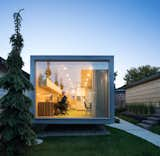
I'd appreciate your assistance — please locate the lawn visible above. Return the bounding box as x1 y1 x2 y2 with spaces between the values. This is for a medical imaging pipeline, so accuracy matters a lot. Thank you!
150 125 160 135
26 127 160 156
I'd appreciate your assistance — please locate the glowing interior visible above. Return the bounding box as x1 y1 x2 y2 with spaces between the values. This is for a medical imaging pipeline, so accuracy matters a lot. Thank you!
35 61 109 118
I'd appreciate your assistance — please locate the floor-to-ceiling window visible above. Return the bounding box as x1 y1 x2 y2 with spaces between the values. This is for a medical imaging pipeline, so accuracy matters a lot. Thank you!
35 61 109 118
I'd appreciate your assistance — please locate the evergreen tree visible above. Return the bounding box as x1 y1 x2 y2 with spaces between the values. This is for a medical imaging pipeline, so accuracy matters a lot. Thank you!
0 10 36 156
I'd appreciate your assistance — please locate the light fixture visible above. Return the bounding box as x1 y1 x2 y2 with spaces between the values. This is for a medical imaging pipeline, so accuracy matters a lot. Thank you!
63 67 67 70
71 89 75 94
66 73 69 77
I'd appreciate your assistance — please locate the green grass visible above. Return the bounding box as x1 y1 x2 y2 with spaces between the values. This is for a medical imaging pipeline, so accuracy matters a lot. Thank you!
117 114 139 124
150 125 160 135
117 114 160 135
26 127 160 156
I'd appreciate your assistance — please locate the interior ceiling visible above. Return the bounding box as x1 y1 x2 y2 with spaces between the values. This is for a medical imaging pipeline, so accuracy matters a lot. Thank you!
36 61 107 92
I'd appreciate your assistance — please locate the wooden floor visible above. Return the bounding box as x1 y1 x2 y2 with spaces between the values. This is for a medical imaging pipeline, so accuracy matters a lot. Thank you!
56 109 92 118
37 109 92 118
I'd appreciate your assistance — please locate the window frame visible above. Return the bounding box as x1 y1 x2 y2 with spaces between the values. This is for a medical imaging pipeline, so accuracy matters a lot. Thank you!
30 55 114 124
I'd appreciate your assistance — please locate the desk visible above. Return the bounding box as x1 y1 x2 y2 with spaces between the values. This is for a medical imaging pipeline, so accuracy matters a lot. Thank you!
38 102 55 116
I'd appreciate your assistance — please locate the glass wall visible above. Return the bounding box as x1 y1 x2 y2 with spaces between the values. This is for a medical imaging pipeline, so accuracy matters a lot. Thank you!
35 61 109 118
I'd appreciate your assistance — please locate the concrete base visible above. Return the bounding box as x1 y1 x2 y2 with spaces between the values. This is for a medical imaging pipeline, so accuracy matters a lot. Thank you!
38 125 110 137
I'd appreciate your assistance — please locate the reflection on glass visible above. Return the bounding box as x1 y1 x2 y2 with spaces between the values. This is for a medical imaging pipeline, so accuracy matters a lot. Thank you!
35 61 109 118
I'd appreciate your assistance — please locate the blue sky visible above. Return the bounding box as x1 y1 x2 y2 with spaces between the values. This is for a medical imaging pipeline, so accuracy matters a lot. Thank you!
0 0 160 88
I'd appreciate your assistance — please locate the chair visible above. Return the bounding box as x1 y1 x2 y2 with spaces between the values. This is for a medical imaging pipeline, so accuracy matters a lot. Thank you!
54 101 68 115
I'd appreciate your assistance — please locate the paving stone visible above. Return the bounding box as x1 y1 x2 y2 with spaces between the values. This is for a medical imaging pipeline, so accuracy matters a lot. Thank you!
138 123 151 129
142 120 158 125
147 116 160 121
153 114 160 118
35 139 43 145
155 108 160 114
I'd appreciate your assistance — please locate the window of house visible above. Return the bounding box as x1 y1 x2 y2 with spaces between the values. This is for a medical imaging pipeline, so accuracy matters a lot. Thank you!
35 61 109 118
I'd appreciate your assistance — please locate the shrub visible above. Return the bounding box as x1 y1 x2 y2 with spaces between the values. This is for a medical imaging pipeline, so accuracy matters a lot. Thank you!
115 108 127 115
0 10 36 156
126 103 155 116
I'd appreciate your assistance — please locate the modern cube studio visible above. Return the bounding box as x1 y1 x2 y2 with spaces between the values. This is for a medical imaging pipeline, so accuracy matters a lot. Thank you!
30 56 114 124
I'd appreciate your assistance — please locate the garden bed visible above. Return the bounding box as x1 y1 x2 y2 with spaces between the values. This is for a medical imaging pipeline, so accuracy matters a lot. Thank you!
117 114 139 124
116 104 156 125
121 111 146 122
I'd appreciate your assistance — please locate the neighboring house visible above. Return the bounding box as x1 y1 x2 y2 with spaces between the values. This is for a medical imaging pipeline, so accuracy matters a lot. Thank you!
0 56 29 98
115 85 126 108
0 57 7 97
125 72 160 107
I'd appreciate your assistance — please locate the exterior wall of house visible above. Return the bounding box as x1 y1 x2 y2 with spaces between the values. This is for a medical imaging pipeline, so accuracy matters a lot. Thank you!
126 78 160 106
0 68 6 116
0 71 6 98
115 90 125 108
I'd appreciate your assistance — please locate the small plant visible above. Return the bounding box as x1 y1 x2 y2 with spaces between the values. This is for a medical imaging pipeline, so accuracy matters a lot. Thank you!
126 103 155 116
149 104 155 114
115 108 126 115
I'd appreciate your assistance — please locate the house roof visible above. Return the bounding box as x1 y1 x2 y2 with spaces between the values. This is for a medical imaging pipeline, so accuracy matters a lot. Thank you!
125 72 160 89
115 85 126 93
0 56 30 79
116 85 126 90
